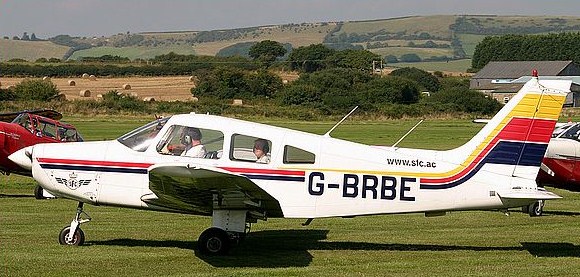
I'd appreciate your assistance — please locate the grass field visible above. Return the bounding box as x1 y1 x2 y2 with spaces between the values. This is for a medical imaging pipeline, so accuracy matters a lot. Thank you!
340 16 456 40
2 117 580 276
369 47 454 60
0 76 196 101
0 40 70 62
392 59 473 74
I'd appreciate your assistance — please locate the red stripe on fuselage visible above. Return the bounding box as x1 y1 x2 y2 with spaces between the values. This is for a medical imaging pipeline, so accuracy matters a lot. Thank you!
219 167 305 176
36 158 153 168
420 117 555 184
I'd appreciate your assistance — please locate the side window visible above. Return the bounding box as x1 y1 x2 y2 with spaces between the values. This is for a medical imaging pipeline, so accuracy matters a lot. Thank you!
231 134 271 164
58 126 82 142
157 125 223 159
283 146 315 164
38 120 57 139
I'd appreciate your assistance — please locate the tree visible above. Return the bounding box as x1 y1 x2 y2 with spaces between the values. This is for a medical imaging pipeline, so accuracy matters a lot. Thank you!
248 40 287 67
288 44 336 73
384 55 398 63
399 53 421 62
390 67 441 92
326 49 381 71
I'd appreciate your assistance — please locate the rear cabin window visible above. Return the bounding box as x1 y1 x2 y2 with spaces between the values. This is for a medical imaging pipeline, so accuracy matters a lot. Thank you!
231 134 271 164
283 145 315 164
38 120 57 139
157 125 224 158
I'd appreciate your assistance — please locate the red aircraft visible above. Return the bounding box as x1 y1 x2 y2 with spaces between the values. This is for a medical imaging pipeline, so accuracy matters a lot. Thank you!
0 110 83 197
537 122 580 192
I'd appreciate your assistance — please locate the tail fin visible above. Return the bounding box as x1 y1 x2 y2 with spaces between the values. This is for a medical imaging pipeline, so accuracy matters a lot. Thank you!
420 77 570 192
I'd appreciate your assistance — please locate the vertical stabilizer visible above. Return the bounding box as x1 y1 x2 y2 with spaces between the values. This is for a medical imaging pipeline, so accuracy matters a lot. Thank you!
420 76 570 191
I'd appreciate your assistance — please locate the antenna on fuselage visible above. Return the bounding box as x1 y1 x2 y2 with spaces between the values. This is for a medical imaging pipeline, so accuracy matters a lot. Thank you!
323 106 358 138
392 119 424 148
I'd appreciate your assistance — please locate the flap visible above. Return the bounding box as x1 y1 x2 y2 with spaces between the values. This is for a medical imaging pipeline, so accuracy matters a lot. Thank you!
144 163 283 217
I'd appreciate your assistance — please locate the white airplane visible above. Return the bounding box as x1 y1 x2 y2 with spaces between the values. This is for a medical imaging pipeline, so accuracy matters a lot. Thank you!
9 75 572 255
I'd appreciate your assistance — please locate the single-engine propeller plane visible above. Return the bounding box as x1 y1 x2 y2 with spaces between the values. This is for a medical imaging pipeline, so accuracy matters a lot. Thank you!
537 121 580 192
9 76 572 255
0 109 83 198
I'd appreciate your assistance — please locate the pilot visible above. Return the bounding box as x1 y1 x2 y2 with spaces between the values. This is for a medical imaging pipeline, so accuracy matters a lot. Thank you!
253 138 270 164
181 127 206 158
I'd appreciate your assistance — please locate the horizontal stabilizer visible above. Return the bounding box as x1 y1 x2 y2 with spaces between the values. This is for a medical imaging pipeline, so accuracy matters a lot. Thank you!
498 188 561 200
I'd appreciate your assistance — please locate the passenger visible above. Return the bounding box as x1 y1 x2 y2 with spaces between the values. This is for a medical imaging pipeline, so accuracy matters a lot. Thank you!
181 127 206 158
253 138 270 164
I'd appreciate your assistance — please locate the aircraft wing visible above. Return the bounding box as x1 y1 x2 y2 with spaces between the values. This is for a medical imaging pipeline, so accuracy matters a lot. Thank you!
0 109 63 122
143 164 283 217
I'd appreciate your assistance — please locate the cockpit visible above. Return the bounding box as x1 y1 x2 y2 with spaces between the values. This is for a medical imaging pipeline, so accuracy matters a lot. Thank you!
12 113 84 142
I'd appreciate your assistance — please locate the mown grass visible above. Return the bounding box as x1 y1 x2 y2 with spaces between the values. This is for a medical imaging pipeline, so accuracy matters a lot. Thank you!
2 116 580 276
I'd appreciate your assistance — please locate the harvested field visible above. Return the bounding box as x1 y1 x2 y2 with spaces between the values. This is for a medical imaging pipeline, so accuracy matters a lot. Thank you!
0 76 196 101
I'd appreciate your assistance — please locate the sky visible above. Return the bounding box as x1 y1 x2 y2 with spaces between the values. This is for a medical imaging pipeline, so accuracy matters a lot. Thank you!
2 0 580 39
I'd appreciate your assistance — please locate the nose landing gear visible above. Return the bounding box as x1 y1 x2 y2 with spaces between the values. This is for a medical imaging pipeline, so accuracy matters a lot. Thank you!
59 202 91 246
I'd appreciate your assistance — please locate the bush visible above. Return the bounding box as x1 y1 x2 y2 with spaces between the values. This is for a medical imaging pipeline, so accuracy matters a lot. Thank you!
425 87 502 115
13 79 60 101
0 88 16 101
102 90 147 112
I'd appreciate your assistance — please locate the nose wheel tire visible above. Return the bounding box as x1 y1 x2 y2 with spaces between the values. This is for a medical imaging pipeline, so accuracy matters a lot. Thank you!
58 226 85 246
198 227 231 255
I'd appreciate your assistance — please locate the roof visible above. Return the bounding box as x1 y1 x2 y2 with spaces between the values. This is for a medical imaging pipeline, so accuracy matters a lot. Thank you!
473 61 574 79
511 75 580 84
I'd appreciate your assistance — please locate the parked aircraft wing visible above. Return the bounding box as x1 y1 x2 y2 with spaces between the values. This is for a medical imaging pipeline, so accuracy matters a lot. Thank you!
144 164 283 217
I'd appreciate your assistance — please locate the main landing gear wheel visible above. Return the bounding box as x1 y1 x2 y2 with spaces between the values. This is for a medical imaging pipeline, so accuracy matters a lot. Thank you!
34 185 44 200
528 200 544 217
198 227 231 255
59 226 85 246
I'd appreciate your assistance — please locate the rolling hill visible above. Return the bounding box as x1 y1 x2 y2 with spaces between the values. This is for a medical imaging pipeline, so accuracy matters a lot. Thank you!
3 15 580 72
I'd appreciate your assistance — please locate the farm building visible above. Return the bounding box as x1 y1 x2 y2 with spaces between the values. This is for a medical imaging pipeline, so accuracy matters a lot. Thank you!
470 61 580 106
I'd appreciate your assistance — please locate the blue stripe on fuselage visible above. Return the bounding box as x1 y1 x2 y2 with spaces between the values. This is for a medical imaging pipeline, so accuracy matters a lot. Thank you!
420 141 547 190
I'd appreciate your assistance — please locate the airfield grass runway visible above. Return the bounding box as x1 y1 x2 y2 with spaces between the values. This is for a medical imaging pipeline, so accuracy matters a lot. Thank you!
2 117 580 276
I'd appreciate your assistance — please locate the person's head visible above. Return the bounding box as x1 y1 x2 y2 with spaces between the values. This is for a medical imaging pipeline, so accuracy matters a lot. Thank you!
182 127 202 145
253 139 269 158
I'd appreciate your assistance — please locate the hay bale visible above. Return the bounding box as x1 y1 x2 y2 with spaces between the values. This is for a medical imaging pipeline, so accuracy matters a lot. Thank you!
232 99 243 106
123 84 131 90
89 75 97 81
143 97 155 102
42 76 50 81
192 97 199 102
79 90 91 97
68 80 76 86
82 73 90 79
282 79 289 84
96 94 103 100
6 85 14 90
130 92 139 97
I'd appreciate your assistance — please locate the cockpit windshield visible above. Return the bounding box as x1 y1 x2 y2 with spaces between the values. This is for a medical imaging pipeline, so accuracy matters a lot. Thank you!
117 117 170 152
559 123 580 141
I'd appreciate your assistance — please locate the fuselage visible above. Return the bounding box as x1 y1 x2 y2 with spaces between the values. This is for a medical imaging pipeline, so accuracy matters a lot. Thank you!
29 113 545 219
